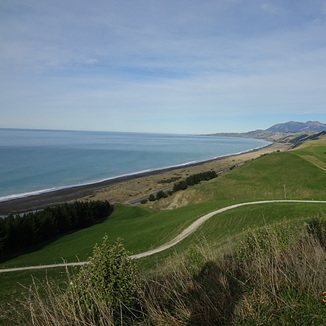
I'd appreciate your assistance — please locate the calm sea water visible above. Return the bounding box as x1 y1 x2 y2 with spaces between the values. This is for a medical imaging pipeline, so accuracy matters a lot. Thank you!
0 129 269 201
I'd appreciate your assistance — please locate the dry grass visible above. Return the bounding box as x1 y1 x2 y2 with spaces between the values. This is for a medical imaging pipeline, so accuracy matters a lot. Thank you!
4 217 325 326
81 143 289 205
142 224 326 325
5 276 118 326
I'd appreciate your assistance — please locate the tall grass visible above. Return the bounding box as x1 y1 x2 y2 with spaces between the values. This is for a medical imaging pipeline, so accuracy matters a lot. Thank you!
143 222 326 325
3 217 325 326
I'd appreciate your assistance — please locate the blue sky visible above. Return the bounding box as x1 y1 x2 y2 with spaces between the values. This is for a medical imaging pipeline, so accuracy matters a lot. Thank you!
1 0 326 134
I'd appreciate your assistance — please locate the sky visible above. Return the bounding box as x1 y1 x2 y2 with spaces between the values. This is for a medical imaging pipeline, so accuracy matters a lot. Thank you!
1 0 326 134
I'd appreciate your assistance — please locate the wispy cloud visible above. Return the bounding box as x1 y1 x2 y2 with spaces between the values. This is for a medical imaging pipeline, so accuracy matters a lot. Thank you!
1 0 326 133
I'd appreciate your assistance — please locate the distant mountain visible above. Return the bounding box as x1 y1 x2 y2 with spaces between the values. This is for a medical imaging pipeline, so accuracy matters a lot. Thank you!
266 121 326 133
207 120 326 145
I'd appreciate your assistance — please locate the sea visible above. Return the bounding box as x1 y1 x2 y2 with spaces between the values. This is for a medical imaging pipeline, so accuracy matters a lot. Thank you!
0 128 269 202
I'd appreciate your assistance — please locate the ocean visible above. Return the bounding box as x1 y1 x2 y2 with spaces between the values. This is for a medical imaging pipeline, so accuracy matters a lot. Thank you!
0 128 269 202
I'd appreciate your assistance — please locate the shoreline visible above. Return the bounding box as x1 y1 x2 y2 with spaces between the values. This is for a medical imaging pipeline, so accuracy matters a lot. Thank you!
0 142 284 215
0 141 271 204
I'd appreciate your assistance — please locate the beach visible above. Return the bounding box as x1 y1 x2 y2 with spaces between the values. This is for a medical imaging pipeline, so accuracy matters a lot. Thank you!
0 142 289 215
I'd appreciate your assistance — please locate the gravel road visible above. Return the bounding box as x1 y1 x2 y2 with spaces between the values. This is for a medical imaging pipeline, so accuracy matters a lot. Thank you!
1 200 325 273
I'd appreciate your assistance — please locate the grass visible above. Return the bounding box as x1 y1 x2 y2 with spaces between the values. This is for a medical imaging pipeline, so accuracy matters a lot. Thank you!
2 140 325 269
3 202 324 315
3 218 325 325
157 148 326 211
0 204 212 268
291 136 326 171
138 201 326 268
183 202 325 247
204 151 326 201
0 267 79 324
1 137 326 323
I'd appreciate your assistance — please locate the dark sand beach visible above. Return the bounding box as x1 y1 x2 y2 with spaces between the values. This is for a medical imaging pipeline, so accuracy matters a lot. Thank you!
0 142 289 215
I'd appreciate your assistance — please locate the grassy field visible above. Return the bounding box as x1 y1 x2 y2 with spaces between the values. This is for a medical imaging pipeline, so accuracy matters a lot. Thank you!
137 201 326 268
203 150 326 201
0 137 325 323
2 137 325 269
178 201 326 251
148 140 326 210
0 203 218 268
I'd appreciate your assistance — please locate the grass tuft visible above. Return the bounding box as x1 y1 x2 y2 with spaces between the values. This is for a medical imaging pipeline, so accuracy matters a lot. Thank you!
4 217 325 325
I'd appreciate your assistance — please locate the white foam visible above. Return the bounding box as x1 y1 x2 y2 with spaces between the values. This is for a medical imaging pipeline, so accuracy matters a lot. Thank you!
0 141 272 203
0 187 59 203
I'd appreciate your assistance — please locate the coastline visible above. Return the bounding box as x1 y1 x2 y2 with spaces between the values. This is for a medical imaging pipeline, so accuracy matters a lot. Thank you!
0 142 287 215
0 141 272 204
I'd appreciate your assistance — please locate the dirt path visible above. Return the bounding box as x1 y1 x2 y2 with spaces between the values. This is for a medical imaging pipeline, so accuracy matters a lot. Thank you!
1 200 325 273
130 200 326 258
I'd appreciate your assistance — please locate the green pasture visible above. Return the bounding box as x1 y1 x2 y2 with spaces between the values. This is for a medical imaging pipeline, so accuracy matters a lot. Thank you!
138 201 326 267
196 150 326 202
1 138 326 310
291 136 326 169
2 139 325 270
293 135 326 157
1 201 325 309
179 201 326 248
0 202 227 269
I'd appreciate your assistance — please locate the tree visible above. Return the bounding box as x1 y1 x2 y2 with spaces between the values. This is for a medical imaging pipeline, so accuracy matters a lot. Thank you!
0 201 112 261
148 194 156 201
173 180 188 191
156 190 167 200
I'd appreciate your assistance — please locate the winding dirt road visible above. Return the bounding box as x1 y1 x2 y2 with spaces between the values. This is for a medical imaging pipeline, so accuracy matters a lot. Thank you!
1 200 325 273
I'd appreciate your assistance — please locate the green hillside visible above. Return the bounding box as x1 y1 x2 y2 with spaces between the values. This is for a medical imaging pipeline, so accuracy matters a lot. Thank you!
0 137 325 324
202 150 326 201
2 137 325 269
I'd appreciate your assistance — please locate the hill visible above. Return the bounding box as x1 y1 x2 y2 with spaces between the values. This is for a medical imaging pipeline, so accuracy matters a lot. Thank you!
208 120 326 144
267 120 326 133
1 137 326 325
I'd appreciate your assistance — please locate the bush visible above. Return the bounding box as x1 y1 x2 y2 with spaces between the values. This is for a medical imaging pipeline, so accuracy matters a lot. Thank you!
156 190 167 200
173 180 188 192
69 236 139 323
173 171 217 192
6 218 326 325
148 194 156 201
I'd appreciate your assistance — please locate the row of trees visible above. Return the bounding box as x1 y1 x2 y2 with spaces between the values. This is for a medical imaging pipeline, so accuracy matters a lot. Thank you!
148 190 172 202
144 170 218 203
173 171 217 191
0 200 111 261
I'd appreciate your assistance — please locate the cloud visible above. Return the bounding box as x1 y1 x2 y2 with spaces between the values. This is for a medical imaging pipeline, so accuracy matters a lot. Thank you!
1 0 326 132
260 2 283 15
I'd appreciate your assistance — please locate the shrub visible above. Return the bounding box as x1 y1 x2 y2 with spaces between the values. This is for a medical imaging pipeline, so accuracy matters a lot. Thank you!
173 171 217 192
68 236 139 323
156 190 167 200
173 180 188 191
6 219 326 325
148 194 156 201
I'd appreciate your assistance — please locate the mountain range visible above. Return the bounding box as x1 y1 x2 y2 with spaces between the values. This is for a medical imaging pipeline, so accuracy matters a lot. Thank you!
208 121 326 144
266 121 326 133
